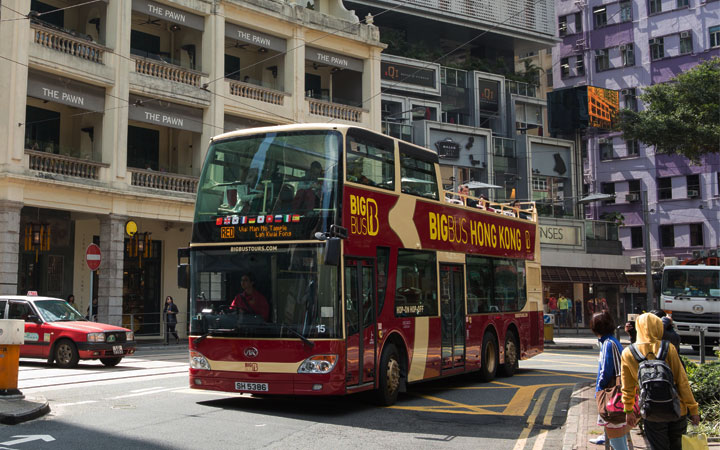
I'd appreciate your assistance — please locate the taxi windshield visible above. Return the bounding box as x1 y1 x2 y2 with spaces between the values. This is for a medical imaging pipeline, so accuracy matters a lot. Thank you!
34 300 86 322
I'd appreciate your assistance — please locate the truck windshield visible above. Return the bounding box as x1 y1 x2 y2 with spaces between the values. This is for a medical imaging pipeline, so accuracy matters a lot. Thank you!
662 269 720 298
190 244 341 339
34 300 86 322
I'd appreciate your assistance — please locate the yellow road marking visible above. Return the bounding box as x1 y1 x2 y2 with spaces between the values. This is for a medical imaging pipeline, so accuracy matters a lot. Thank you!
503 383 574 416
491 380 522 388
410 393 501 415
544 387 563 426
512 388 550 450
533 369 595 380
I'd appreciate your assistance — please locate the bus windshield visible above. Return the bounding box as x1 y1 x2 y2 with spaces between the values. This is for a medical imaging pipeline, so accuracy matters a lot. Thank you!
190 244 341 339
662 268 720 298
193 130 342 243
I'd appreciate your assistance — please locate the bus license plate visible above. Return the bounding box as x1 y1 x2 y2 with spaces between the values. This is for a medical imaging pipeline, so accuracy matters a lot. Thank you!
235 382 268 392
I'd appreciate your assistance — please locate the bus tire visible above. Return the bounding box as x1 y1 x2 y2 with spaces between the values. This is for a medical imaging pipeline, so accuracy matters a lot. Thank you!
499 330 519 377
479 331 498 382
377 344 401 406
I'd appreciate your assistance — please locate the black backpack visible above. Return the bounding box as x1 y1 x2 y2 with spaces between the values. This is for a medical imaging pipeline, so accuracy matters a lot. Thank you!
629 340 682 422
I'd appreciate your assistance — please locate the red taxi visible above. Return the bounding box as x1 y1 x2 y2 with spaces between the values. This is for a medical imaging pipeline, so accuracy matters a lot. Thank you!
0 294 136 368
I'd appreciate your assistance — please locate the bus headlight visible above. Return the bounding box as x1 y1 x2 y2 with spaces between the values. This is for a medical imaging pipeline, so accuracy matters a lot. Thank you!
189 351 211 370
87 332 105 342
298 354 338 374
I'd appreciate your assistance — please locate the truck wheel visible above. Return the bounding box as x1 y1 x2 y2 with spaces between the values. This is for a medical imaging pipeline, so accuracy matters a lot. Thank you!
55 339 80 368
499 330 519 377
376 344 401 406
479 331 498 382
101 357 123 367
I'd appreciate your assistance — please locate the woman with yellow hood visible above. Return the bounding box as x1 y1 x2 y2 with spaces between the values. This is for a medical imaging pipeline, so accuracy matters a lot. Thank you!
621 313 700 450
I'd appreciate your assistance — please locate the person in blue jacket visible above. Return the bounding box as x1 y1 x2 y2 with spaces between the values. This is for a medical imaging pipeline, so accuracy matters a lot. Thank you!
590 310 631 449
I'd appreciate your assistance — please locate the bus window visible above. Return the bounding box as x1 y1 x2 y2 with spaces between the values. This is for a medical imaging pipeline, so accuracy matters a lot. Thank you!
399 142 439 200
346 129 394 190
467 256 527 313
394 250 437 317
467 256 493 313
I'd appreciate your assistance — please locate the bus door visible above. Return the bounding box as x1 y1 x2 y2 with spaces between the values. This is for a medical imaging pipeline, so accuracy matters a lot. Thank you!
344 258 376 387
440 264 465 370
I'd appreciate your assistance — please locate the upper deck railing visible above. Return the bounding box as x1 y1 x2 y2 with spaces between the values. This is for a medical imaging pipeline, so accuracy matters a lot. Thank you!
443 189 537 222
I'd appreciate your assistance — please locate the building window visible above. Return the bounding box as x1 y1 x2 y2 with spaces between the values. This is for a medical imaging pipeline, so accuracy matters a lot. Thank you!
595 49 610 71
576 54 585 75
650 37 665 60
711 26 720 48
602 182 616 204
623 88 638 111
630 226 643 248
690 223 704 246
593 6 608 28
575 12 583 33
626 140 639 156
679 32 693 54
620 1 632 21
658 176 672 200
533 176 548 191
560 58 570 78
629 179 641 198
559 15 568 37
546 70 554 88
649 0 662 14
659 225 675 248
677 0 689 7
687 174 700 198
621 44 635 66
600 138 614 160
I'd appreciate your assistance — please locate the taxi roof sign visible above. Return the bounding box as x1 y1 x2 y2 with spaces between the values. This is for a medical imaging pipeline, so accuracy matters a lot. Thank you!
27 291 38 296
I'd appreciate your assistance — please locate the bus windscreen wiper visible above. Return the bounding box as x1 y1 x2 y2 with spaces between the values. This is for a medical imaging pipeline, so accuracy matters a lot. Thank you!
281 324 314 347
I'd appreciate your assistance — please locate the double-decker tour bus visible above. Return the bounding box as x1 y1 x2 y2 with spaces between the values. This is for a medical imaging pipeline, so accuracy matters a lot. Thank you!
661 258 719 352
185 124 544 405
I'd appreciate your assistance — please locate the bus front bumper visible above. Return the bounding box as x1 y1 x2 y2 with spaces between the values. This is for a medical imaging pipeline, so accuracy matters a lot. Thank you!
189 370 347 396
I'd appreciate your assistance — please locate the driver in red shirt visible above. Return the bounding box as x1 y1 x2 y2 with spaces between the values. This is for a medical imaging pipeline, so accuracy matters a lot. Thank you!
230 273 270 322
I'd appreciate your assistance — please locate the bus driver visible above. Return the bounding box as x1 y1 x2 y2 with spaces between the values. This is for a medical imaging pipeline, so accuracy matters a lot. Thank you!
230 273 270 322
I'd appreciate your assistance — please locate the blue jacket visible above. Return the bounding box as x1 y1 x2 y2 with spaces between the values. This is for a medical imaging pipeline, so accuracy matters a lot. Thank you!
595 334 623 393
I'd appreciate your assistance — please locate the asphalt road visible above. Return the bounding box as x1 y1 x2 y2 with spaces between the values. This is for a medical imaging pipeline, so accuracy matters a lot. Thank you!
1 346 713 449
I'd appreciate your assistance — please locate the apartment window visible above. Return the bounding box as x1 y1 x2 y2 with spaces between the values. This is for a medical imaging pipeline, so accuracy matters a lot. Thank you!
600 139 614 160
630 226 643 248
690 224 704 246
658 177 672 200
629 179 641 197
546 71 554 88
621 44 635 66
620 1 632 22
623 88 638 111
602 182 616 204
560 58 570 78
559 15 568 37
677 0 689 7
680 33 693 54
593 6 608 28
626 140 639 156
595 49 610 71
687 174 700 198
711 26 720 48
649 0 662 14
659 225 675 248
650 37 665 60
576 55 585 76
575 12 583 33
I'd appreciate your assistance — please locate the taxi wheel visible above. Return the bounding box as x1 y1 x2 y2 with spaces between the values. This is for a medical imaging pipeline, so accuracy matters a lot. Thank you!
479 331 498 382
54 339 79 368
101 357 123 367
499 330 519 377
376 344 401 406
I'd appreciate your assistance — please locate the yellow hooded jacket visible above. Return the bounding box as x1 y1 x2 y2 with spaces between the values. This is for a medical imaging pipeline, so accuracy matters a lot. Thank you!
620 313 698 416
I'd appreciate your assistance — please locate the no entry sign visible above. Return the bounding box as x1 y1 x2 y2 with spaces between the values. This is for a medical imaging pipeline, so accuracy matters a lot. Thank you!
86 243 102 271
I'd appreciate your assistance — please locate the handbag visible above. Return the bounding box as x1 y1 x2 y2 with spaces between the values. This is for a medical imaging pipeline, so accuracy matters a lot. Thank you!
597 341 637 424
682 430 709 450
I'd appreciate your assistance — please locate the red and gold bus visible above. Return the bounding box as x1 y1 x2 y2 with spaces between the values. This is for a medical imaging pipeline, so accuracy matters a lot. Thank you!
187 124 543 405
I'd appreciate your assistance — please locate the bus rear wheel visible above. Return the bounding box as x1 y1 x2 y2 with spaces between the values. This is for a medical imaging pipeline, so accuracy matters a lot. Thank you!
377 344 401 406
479 331 498 382
499 330 519 377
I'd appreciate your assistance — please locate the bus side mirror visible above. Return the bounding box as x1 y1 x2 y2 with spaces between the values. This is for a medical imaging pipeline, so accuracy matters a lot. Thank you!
178 263 189 289
324 237 341 266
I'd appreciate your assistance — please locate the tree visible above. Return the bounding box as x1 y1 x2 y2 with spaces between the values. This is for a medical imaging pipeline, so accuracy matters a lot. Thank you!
618 57 720 161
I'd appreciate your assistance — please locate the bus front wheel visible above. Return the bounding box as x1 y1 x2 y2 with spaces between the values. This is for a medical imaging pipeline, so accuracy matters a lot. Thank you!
377 344 401 406
479 331 498 382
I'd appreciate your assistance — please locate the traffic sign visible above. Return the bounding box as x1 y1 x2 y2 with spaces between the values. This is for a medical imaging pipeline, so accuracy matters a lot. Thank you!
543 314 555 325
86 244 101 271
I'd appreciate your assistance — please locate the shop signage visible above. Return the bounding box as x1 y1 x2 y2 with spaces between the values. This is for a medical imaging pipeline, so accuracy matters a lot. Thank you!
381 61 435 88
539 224 582 246
306 47 363 72
477 78 500 113
128 95 203 133
225 23 286 52
131 0 204 31
27 71 105 112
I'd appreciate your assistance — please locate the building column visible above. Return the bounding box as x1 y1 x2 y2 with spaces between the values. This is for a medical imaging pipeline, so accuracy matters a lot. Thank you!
0 200 23 295
99 214 126 326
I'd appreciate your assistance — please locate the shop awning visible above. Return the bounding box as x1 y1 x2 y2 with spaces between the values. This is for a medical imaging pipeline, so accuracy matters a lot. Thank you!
542 267 628 284
306 47 363 72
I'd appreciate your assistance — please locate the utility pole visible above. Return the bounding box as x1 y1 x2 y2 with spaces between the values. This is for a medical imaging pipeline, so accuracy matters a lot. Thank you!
642 190 654 311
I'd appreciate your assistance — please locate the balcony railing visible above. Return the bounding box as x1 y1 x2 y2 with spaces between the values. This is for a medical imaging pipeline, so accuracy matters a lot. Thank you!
227 80 285 105
507 80 540 98
31 22 106 64
132 56 202 87
129 168 198 194
26 149 107 180
307 98 363 123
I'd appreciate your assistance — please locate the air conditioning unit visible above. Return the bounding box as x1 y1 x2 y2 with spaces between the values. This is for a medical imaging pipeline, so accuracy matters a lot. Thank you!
626 193 640 202
688 189 699 198
649 38 658 45
621 88 633 96
680 31 690 38
664 257 678 266
630 256 645 265
709 249 719 257
650 260 664 270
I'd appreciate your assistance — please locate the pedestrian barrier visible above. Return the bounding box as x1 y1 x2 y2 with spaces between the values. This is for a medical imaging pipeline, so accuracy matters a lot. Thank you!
0 319 25 397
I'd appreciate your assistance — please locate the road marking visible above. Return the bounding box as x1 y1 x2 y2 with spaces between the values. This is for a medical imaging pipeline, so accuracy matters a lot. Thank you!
54 400 97 407
131 386 166 393
503 383 573 416
108 387 178 399
404 393 501 415
533 369 595 380
531 429 549 450
0 435 55 446
491 380 522 388
512 388 550 450
543 387 564 426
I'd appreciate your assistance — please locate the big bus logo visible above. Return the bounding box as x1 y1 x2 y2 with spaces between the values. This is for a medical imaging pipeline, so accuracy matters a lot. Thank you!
349 194 379 236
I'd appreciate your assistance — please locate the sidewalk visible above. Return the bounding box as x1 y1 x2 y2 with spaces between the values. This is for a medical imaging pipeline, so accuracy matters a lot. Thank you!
545 326 633 350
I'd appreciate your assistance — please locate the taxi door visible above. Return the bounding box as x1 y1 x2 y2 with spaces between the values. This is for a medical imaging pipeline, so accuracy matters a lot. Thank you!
8 300 46 358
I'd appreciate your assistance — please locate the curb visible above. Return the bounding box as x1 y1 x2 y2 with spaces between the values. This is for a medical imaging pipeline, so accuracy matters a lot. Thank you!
0 395 51 425
562 381 593 450
545 344 596 350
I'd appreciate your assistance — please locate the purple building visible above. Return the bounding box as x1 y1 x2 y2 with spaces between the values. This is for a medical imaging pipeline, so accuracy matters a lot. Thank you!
552 0 720 295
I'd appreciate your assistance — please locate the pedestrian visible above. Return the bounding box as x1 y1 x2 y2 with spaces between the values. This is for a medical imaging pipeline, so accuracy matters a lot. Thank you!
548 296 558 314
86 297 98 321
650 310 681 356
164 295 179 345
558 295 570 328
66 294 76 307
621 313 700 450
589 311 632 448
